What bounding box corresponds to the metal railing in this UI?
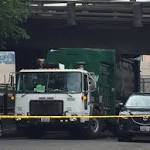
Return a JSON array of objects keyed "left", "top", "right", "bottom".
[
  {"left": 0, "top": 84, "right": 15, "bottom": 115},
  {"left": 30, "top": 0, "right": 150, "bottom": 26}
]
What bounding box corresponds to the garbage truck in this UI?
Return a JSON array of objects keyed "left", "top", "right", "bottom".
[{"left": 15, "top": 48, "right": 140, "bottom": 138}]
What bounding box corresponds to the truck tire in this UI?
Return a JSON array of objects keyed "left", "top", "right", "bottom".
[{"left": 82, "top": 109, "right": 103, "bottom": 139}]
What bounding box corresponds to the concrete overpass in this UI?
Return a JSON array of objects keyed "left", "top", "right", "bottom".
[
  {"left": 9, "top": 0, "right": 150, "bottom": 68},
  {"left": 30, "top": 0, "right": 150, "bottom": 28}
]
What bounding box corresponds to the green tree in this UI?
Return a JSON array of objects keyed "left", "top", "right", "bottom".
[{"left": 0, "top": 0, "right": 30, "bottom": 48}]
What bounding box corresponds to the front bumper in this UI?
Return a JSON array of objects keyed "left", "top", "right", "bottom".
[
  {"left": 15, "top": 118, "right": 91, "bottom": 132},
  {"left": 16, "top": 117, "right": 89, "bottom": 128},
  {"left": 118, "top": 118, "right": 150, "bottom": 136}
]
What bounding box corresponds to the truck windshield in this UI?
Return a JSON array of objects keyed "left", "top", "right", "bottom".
[{"left": 17, "top": 72, "right": 81, "bottom": 93}]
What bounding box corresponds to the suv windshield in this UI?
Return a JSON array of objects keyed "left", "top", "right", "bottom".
[
  {"left": 125, "top": 95, "right": 150, "bottom": 108},
  {"left": 17, "top": 72, "right": 81, "bottom": 93}
]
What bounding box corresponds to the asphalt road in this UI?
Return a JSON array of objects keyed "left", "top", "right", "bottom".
[
  {"left": 0, "top": 136, "right": 150, "bottom": 150},
  {"left": 0, "top": 121, "right": 150, "bottom": 150}
]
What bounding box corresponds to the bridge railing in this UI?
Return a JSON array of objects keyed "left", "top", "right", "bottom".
[{"left": 30, "top": 0, "right": 150, "bottom": 26}]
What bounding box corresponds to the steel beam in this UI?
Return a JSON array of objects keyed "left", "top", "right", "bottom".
[
  {"left": 133, "top": 2, "right": 142, "bottom": 27},
  {"left": 67, "top": 2, "right": 76, "bottom": 25},
  {"left": 30, "top": 1, "right": 150, "bottom": 27}
]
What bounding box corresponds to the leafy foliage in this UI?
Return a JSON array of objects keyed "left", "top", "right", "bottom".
[{"left": 0, "top": 0, "right": 30, "bottom": 48}]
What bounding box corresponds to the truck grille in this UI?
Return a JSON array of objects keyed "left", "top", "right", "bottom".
[{"left": 30, "top": 100, "right": 63, "bottom": 116}]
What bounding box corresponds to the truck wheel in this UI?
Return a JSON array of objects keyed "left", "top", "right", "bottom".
[
  {"left": 82, "top": 110, "right": 103, "bottom": 139},
  {"left": 85, "top": 118, "right": 101, "bottom": 138}
]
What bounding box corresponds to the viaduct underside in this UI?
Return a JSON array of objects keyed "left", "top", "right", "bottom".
[{"left": 8, "top": 0, "right": 150, "bottom": 68}]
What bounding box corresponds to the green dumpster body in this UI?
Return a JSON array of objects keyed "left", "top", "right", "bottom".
[{"left": 46, "top": 48, "right": 138, "bottom": 115}]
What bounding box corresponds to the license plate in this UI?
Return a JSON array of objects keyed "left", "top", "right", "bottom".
[
  {"left": 140, "top": 126, "right": 150, "bottom": 132},
  {"left": 41, "top": 118, "right": 50, "bottom": 123}
]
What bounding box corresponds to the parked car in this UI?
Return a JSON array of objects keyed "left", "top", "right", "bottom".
[{"left": 117, "top": 93, "right": 150, "bottom": 141}]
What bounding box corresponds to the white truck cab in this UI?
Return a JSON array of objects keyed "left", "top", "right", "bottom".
[
  {"left": 15, "top": 68, "right": 101, "bottom": 138},
  {"left": 16, "top": 69, "right": 92, "bottom": 117}
]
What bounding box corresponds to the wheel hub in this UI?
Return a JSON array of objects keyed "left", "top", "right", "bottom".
[{"left": 90, "top": 119, "right": 99, "bottom": 133}]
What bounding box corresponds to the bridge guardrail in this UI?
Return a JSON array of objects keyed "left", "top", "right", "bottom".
[{"left": 29, "top": 0, "right": 150, "bottom": 26}]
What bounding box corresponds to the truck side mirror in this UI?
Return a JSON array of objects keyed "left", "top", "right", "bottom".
[
  {"left": 115, "top": 102, "right": 124, "bottom": 115},
  {"left": 118, "top": 102, "right": 124, "bottom": 111},
  {"left": 89, "top": 77, "right": 96, "bottom": 92},
  {"left": 119, "top": 102, "right": 124, "bottom": 107}
]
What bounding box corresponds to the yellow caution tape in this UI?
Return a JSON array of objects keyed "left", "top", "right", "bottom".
[{"left": 0, "top": 115, "right": 150, "bottom": 119}]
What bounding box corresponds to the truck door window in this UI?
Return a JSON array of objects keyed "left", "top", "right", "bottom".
[{"left": 67, "top": 73, "right": 81, "bottom": 93}]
